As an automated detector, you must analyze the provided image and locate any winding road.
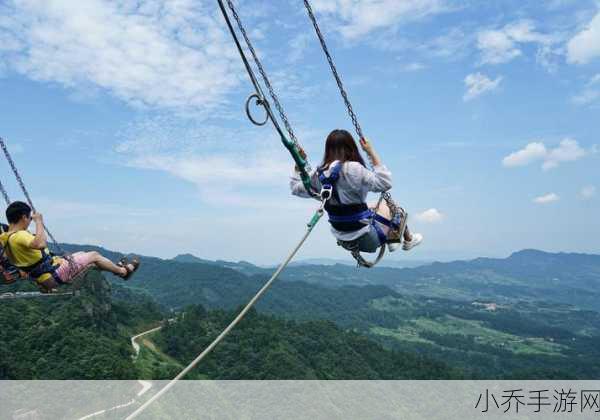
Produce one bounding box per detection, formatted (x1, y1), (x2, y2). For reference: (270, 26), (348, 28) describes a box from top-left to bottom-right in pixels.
(131, 326), (163, 359)
(75, 324), (164, 420)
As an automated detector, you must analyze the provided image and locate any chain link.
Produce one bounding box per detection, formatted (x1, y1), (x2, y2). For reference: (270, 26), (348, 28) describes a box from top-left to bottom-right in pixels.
(0, 137), (66, 256)
(226, 0), (302, 151)
(303, 0), (364, 142)
(0, 179), (10, 206)
(303, 1), (399, 192)
(382, 191), (399, 223)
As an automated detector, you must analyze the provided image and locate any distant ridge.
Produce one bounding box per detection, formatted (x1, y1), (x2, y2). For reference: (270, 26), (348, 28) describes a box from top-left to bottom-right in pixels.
(172, 253), (265, 275)
(172, 253), (215, 265)
(172, 253), (432, 269)
(56, 243), (600, 311)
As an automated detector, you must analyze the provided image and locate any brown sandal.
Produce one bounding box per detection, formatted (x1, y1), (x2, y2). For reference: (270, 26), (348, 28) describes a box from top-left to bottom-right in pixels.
(118, 256), (141, 281)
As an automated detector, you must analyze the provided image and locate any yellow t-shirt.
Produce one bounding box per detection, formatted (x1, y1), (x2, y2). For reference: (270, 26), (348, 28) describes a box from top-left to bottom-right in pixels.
(0, 230), (61, 283)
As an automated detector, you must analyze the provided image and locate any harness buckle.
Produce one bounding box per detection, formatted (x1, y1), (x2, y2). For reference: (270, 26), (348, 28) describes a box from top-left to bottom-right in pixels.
(320, 184), (333, 201)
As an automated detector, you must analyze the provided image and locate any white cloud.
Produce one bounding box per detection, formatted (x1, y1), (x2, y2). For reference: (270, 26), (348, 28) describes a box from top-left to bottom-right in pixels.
(127, 153), (289, 189)
(401, 62), (427, 72)
(477, 20), (555, 65)
(463, 72), (502, 101)
(0, 0), (241, 113)
(542, 138), (587, 170)
(415, 208), (444, 223)
(423, 27), (470, 59)
(502, 138), (588, 170)
(580, 185), (596, 200)
(567, 11), (600, 64)
(287, 33), (312, 64)
(309, 0), (449, 40)
(502, 142), (547, 167)
(114, 115), (322, 209)
(572, 74), (600, 105)
(477, 29), (521, 64)
(122, 149), (306, 210)
(370, 26), (470, 61)
(533, 193), (560, 204)
(572, 89), (600, 105)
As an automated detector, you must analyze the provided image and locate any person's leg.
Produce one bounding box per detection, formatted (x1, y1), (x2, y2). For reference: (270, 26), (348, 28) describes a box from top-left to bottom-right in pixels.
(370, 201), (393, 239)
(370, 200), (423, 251)
(375, 203), (415, 240)
(404, 226), (413, 242)
(371, 200), (391, 220)
(86, 251), (128, 276)
(57, 251), (129, 282)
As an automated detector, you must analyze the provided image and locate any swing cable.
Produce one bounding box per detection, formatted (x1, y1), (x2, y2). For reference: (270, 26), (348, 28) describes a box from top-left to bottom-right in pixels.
(218, 0), (318, 197)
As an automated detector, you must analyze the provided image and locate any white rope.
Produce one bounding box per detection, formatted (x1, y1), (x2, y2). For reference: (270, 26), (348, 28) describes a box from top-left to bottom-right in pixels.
(125, 202), (325, 420)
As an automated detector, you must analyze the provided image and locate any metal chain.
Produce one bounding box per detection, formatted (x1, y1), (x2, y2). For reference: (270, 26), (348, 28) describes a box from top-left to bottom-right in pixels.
(303, 0), (364, 143)
(382, 191), (400, 222)
(303, 0), (408, 262)
(337, 238), (386, 268)
(0, 179), (10, 206)
(304, 0), (399, 196)
(0, 137), (65, 255)
(226, 0), (301, 151)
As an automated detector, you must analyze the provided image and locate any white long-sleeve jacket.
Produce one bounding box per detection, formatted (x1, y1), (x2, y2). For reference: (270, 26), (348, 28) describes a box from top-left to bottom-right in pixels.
(290, 160), (392, 240)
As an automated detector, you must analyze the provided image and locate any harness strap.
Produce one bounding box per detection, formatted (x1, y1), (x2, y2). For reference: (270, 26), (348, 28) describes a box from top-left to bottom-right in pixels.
(318, 162), (343, 204)
(318, 163), (370, 226)
(4, 232), (63, 284)
(373, 213), (400, 230)
(317, 163), (397, 237)
(327, 209), (373, 223)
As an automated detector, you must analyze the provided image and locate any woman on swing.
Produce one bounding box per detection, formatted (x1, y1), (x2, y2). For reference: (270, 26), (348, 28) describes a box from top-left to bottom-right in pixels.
(290, 129), (422, 253)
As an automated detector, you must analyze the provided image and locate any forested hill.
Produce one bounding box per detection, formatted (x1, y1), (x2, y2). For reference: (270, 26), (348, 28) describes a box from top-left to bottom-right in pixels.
(170, 249), (600, 311)
(58, 244), (600, 312)
(0, 270), (163, 379)
(0, 270), (459, 380)
(8, 244), (598, 380)
(153, 305), (460, 379)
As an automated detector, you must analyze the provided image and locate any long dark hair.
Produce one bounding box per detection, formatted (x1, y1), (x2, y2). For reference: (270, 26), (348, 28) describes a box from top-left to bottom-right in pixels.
(320, 129), (365, 170)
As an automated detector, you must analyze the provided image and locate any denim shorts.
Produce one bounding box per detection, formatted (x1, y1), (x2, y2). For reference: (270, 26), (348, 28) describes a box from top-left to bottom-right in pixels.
(357, 225), (383, 253)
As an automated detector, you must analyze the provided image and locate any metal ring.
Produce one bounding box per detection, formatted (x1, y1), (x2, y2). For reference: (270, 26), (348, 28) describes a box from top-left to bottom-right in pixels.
(245, 93), (269, 126)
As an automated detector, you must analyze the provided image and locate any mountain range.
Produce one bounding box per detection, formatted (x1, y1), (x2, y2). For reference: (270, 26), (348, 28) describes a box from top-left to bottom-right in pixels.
(2, 245), (599, 379)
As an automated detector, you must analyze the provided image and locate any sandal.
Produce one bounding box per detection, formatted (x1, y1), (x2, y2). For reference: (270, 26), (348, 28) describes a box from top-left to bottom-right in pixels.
(118, 256), (141, 280)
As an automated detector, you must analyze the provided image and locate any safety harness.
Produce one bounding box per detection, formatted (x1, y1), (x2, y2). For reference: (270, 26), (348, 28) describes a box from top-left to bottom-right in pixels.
(0, 224), (23, 284)
(318, 162), (394, 247)
(2, 232), (64, 286)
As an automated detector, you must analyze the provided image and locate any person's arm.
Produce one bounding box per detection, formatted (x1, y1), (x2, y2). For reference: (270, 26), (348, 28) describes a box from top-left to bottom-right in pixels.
(289, 146), (314, 198)
(357, 138), (392, 192)
(290, 168), (313, 198)
(28, 212), (48, 250)
(359, 137), (382, 167)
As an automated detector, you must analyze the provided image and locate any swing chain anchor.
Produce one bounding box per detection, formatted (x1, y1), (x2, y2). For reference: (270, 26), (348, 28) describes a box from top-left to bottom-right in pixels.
(245, 93), (269, 126)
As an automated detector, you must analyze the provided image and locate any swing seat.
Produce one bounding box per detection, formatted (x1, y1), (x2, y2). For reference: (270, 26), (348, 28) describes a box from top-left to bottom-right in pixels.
(337, 206), (408, 268)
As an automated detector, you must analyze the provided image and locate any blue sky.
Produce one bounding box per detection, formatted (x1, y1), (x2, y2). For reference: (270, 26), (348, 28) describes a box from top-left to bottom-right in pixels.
(0, 0), (598, 264)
